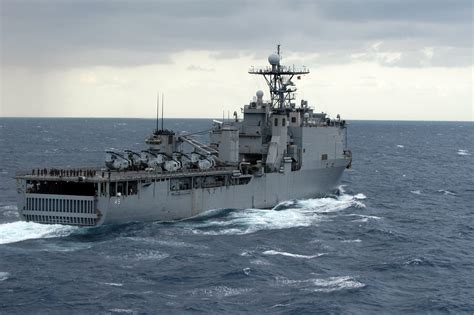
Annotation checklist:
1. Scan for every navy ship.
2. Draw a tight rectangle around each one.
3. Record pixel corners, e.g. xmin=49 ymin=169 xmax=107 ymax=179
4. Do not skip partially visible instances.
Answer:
xmin=15 ymin=46 xmax=352 ymax=226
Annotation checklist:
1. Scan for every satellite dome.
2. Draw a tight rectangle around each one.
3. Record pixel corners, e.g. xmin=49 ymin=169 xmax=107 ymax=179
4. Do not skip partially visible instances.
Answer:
xmin=268 ymin=53 xmax=280 ymax=65
xmin=256 ymin=90 xmax=264 ymax=98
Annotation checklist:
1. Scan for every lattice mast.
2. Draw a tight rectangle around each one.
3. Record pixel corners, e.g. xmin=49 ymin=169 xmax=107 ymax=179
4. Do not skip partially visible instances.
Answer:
xmin=248 ymin=45 xmax=309 ymax=110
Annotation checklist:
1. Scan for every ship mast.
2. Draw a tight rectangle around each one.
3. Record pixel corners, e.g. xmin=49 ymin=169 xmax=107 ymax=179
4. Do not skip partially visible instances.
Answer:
xmin=248 ymin=45 xmax=309 ymax=111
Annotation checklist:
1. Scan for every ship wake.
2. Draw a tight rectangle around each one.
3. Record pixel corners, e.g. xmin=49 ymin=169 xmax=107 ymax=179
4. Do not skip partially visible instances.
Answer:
xmin=185 ymin=190 xmax=366 ymax=235
xmin=0 ymin=221 xmax=79 ymax=245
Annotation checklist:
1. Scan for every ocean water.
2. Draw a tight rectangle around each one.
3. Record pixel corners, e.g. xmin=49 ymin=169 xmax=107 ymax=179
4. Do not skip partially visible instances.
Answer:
xmin=0 ymin=118 xmax=473 ymax=314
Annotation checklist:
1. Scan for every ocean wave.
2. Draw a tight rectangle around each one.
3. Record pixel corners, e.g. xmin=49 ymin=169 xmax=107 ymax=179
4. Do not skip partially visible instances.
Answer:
xmin=0 ymin=205 xmax=19 ymax=219
xmin=0 ymin=272 xmax=9 ymax=281
xmin=437 ymin=190 xmax=456 ymax=196
xmin=108 ymin=309 xmax=136 ymax=314
xmin=106 ymin=249 xmax=169 ymax=261
xmin=341 ymin=239 xmax=362 ymax=243
xmin=457 ymin=149 xmax=470 ymax=156
xmin=275 ymin=275 xmax=365 ymax=293
xmin=404 ymin=257 xmax=434 ymax=266
xmin=127 ymin=237 xmax=208 ymax=249
xmin=191 ymin=286 xmax=252 ymax=298
xmin=0 ymin=204 xmax=17 ymax=211
xmin=263 ymin=250 xmax=325 ymax=259
xmin=131 ymin=250 xmax=169 ymax=261
xmin=347 ymin=214 xmax=381 ymax=220
xmin=0 ymin=221 xmax=78 ymax=245
xmin=103 ymin=282 xmax=124 ymax=287
xmin=249 ymin=259 xmax=272 ymax=266
xmin=348 ymin=214 xmax=381 ymax=223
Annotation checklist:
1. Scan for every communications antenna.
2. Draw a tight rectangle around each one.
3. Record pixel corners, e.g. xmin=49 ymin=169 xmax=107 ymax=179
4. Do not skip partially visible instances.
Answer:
xmin=248 ymin=45 xmax=309 ymax=110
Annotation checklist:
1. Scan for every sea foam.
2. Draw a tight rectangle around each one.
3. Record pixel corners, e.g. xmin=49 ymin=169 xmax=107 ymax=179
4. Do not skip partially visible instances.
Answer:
xmin=0 ymin=221 xmax=78 ymax=245
xmin=275 ymin=275 xmax=365 ymax=293
xmin=190 ymin=192 xmax=366 ymax=235
xmin=263 ymin=250 xmax=325 ymax=259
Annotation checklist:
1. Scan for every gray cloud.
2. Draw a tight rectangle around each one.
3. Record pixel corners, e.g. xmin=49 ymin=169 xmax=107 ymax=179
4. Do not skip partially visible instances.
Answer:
xmin=1 ymin=0 xmax=472 ymax=68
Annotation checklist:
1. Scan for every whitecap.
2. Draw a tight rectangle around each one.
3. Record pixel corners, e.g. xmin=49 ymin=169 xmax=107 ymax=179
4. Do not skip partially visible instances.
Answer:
xmin=457 ymin=149 xmax=470 ymax=156
xmin=396 ymin=145 xmax=404 ymax=148
xmin=310 ymin=276 xmax=366 ymax=292
xmin=263 ymin=250 xmax=325 ymax=259
xmin=191 ymin=286 xmax=252 ymax=298
xmin=103 ymin=282 xmax=123 ymax=287
xmin=347 ymin=214 xmax=381 ymax=221
xmin=276 ymin=275 xmax=365 ymax=293
xmin=271 ymin=303 xmax=291 ymax=309
xmin=405 ymin=258 xmax=424 ymax=265
xmin=133 ymin=250 xmax=169 ymax=261
xmin=341 ymin=239 xmax=362 ymax=243
xmin=437 ymin=190 xmax=456 ymax=196
xmin=0 ymin=221 xmax=78 ymax=245
xmin=243 ymin=267 xmax=251 ymax=276
xmin=0 ymin=272 xmax=9 ymax=281
xmin=250 ymin=259 xmax=271 ymax=266
xmin=410 ymin=190 xmax=422 ymax=195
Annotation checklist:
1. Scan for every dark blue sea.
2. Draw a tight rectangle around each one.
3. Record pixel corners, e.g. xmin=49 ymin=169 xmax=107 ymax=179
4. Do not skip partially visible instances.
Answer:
xmin=0 ymin=118 xmax=473 ymax=314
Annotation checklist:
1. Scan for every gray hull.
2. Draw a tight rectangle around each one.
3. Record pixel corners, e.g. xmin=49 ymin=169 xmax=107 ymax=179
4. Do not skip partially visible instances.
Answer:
xmin=100 ymin=162 xmax=347 ymax=224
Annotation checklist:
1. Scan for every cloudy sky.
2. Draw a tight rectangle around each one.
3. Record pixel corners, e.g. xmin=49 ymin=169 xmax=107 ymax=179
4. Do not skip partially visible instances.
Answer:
xmin=1 ymin=0 xmax=472 ymax=120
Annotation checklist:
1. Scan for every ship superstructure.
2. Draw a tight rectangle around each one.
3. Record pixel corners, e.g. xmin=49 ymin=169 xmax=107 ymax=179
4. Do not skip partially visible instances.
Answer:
xmin=15 ymin=47 xmax=352 ymax=226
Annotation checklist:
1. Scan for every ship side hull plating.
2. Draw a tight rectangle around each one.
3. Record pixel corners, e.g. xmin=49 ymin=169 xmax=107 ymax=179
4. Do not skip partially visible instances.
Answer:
xmin=99 ymin=158 xmax=348 ymax=224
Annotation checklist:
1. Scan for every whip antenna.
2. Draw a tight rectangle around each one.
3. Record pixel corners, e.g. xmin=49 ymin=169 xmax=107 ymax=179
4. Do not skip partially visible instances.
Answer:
xmin=156 ymin=91 xmax=159 ymax=133
xmin=161 ymin=93 xmax=164 ymax=131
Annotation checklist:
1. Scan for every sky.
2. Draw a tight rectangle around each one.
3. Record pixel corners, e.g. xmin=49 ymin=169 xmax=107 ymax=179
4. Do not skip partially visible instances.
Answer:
xmin=0 ymin=0 xmax=473 ymax=121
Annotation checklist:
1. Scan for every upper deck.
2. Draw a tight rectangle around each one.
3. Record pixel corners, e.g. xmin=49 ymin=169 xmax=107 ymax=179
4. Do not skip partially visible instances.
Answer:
xmin=15 ymin=166 xmax=238 ymax=184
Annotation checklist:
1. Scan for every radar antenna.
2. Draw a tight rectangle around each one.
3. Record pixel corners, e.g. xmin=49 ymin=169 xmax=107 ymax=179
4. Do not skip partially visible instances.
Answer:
xmin=248 ymin=45 xmax=309 ymax=110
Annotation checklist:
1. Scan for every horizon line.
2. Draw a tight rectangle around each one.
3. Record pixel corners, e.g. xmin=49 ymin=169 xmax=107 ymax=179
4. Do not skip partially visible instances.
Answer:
xmin=0 ymin=116 xmax=473 ymax=123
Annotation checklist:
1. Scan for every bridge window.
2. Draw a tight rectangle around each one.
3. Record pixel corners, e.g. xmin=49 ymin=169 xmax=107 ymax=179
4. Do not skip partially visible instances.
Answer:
xmin=274 ymin=118 xmax=278 ymax=126
xmin=282 ymin=118 xmax=286 ymax=126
